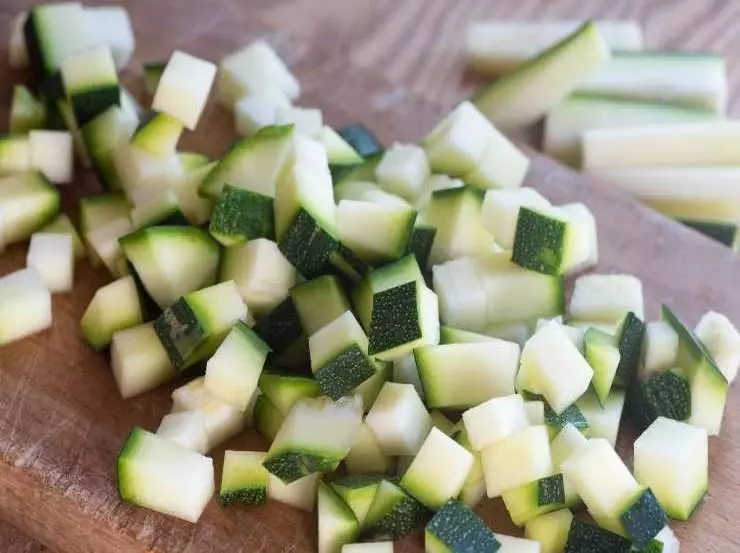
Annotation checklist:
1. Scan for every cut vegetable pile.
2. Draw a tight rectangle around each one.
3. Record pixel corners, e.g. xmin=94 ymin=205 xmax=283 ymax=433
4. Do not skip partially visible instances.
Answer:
xmin=1 ymin=5 xmax=737 ymax=553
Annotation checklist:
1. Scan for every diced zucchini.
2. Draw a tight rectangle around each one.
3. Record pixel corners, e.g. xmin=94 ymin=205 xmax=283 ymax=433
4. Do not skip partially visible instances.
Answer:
xmin=131 ymin=110 xmax=183 ymax=158
xmin=440 ymin=326 xmax=494 ymax=344
xmin=142 ymin=61 xmax=165 ymax=95
xmin=361 ymin=255 xmax=439 ymax=360
xmin=466 ymin=20 xmax=641 ymax=75
xmin=55 ymin=96 xmax=90 ymax=166
xmin=464 ymin=126 xmax=530 ymax=190
xmin=544 ymin=93 xmax=718 ymax=167
xmin=662 ymin=306 xmax=729 ymax=435
xmin=577 ymin=390 xmax=626 ymax=447
xmin=81 ymin=276 xmax=142 ymax=350
xmin=472 ymin=21 xmax=610 ymax=128
xmin=614 ymin=312 xmax=646 ymax=389
xmin=254 ymin=296 xmax=307 ymax=365
xmin=392 ymin=354 xmax=424 ymax=399
xmin=425 ymin=499 xmax=500 ymax=552
xmin=365 ymin=382 xmax=431 ymax=456
xmin=253 ymin=394 xmax=285 ymax=443
xmin=641 ymin=321 xmax=679 ymax=377
xmin=559 ymin=203 xmax=598 ymax=273
xmin=517 ymin=321 xmax=593 ymax=414
xmin=209 ymin=184 xmax=274 ymax=246
xmin=269 ymin=472 xmax=319 ymax=512
xmin=171 ymin=376 xmax=246 ymax=450
xmin=264 ymin=397 xmax=362 ymax=483
xmin=317 ymin=126 xmax=363 ymax=174
xmin=40 ymin=214 xmax=85 ymax=260
xmin=258 ymin=372 xmax=321 ymax=417
xmin=502 ymin=473 xmax=567 ymax=526
xmin=627 ymin=368 xmax=691 ymax=432
xmin=453 ymin=429 xmax=487 ymax=509
xmin=683 ymin=219 xmax=740 ymax=250
xmin=0 ymin=134 xmax=31 ymax=175
xmin=564 ymin=519 xmax=631 ymax=553
xmin=336 ymin=199 xmax=417 ymax=265
xmin=462 ymin=394 xmax=529 ymax=451
xmin=525 ymin=401 xmax=545 ymax=426
xmin=415 ymin=340 xmax=520 ymax=409
xmin=275 ymin=105 xmax=323 ymax=137
xmin=129 ymin=189 xmax=187 ymax=230
xmin=584 ymin=328 xmax=621 ymax=405
xmin=423 ymin=185 xmax=493 ymax=264
xmin=570 ymin=274 xmax=644 ymax=324
xmin=375 ymin=143 xmax=430 ymax=202
xmin=404 ymin=223 xmax=437 ymax=270
xmin=695 ymin=310 xmax=740 ymax=383
xmin=26 ymin=232 xmax=73 ymax=292
xmin=344 ymin=421 xmax=393 ymax=475
xmin=432 ymin=257 xmax=488 ymax=332
xmin=152 ymin=51 xmax=216 ymax=130
xmin=120 ymin=225 xmax=220 ymax=309
xmin=85 ymin=6 xmax=135 ymax=69
xmin=60 ymin=45 xmax=120 ymax=127
xmin=511 ymin=205 xmax=583 ymax=275
xmin=117 ymin=427 xmax=214 ymax=522
xmin=338 ymin=123 xmax=383 ymax=158
xmin=217 ymin=40 xmax=299 ymax=106
xmin=550 ymin=424 xmax=588 ymax=507
xmin=561 ymin=438 xmax=640 ymax=518
xmin=634 ymin=416 xmax=707 ymax=520
xmin=82 ymin=105 xmax=139 ymax=191
xmin=234 ymin=89 xmax=292 ymax=137
xmin=330 ymin=475 xmax=382 ymax=529
xmin=156 ymin=411 xmax=209 ymax=454
xmin=154 ymin=279 xmax=247 ymax=370
xmin=524 ymin=509 xmax=573 ymax=553
xmin=10 ymin=85 xmax=46 ymax=133
xmin=529 ymin=395 xmax=589 ymax=439
xmin=401 ymin=427 xmax=474 ymax=509
xmin=79 ymin=192 xmax=130 ymax=264
xmin=220 ymin=450 xmax=268 ymax=506
xmin=204 ymin=322 xmax=269 ymax=411
xmin=291 ymin=275 xmax=351 ymax=336
xmin=617 ymin=488 xmax=668 ymax=548
xmin=481 ymin=425 xmax=553 ymax=498
xmin=111 ymin=322 xmax=173 ymax=399
xmin=576 ymin=51 xmax=728 ymax=114
xmin=0 ymin=268 xmax=52 ymax=346
xmin=0 ymin=172 xmax=59 ymax=245
xmin=363 ymin=479 xmax=429 ymax=540
xmin=29 ymin=130 xmax=73 ymax=184
xmin=172 ymin=159 xmax=215 ymax=225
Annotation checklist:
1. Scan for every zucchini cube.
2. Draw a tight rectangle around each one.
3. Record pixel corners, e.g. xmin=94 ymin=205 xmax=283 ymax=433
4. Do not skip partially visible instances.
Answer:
xmin=253 ymin=395 xmax=285 ymax=443
xmin=338 ymin=123 xmax=383 ymax=158
xmin=481 ymin=425 xmax=553 ymax=498
xmin=560 ymin=202 xmax=599 ymax=272
xmin=524 ymin=400 xmax=545 ymax=426
xmin=234 ymin=89 xmax=291 ymax=136
xmin=0 ymin=134 xmax=31 ymax=175
xmin=258 ymin=372 xmax=321 ymax=417
xmin=583 ymin=328 xmax=621 ymax=405
xmin=111 ymin=322 xmax=174 ymax=400
xmin=268 ymin=472 xmax=319 ymax=512
xmin=618 ymin=488 xmax=668 ymax=548
xmin=205 ymin=322 xmax=270 ymax=411
xmin=254 ymin=296 xmax=306 ymax=360
xmin=209 ymin=184 xmax=275 ymax=246
xmin=291 ymin=275 xmax=351 ymax=336
xmin=564 ymin=519 xmax=631 ymax=553
xmin=80 ymin=275 xmax=143 ymax=350
xmin=330 ymin=474 xmax=382 ymax=529
xmin=518 ymin=320 xmax=593 ymax=414
xmin=578 ymin=390 xmax=626 ymax=447
xmin=464 ymin=126 xmax=531 ymax=189
xmin=263 ymin=397 xmax=362 ymax=483
xmin=152 ymin=51 xmax=216 ymax=130
xmin=481 ymin=188 xmax=551 ymax=250
xmin=561 ymin=438 xmax=641 ymax=518
xmin=432 ymin=256 xmax=488 ymax=331
xmin=462 ymin=394 xmax=530 ymax=451
xmin=309 ymin=311 xmax=377 ymax=401
xmin=627 ymin=369 xmax=690 ymax=432
xmin=634 ymin=417 xmax=708 ymax=520
xmin=154 ymin=281 xmax=248 ymax=370
xmin=344 ymin=422 xmax=392 ymax=475
xmin=415 ymin=340 xmax=521 ymax=409
xmin=493 ymin=534 xmax=541 ymax=551
xmin=550 ymin=424 xmax=588 ymax=507
xmin=0 ymin=268 xmax=52 ymax=346
xmin=219 ymin=238 xmax=296 ymax=316
xmin=156 ymin=411 xmax=208 ymax=454
xmin=130 ymin=110 xmax=183 ymax=158
xmin=40 ymin=214 xmax=85 ymax=260
xmin=318 ymin=481 xmax=359 ymax=553
xmin=570 ymin=274 xmax=645 ymax=323
xmin=365 ymin=382 xmax=432 ymax=456
xmin=524 ymin=509 xmax=573 ymax=553
xmin=642 ymin=320 xmax=678 ymax=377
xmin=405 ymin=223 xmax=437 ymax=270
xmin=454 ymin=430 xmax=487 ymax=510
xmin=614 ymin=311 xmax=646 ymax=389
xmin=220 ymin=450 xmax=269 ymax=506
xmin=60 ymin=45 xmax=120 ymax=126
xmin=10 ymin=85 xmax=46 ymax=133
xmin=422 ymin=100 xmax=495 ymax=177
xmin=501 ymin=473 xmax=567 ymax=526
xmin=337 ymin=199 xmax=417 ymax=265
xmin=375 ymin=143 xmax=430 ymax=201
xmin=695 ymin=310 xmax=740 ymax=383
xmin=26 ymin=232 xmax=73 ymax=292
xmin=85 ymin=6 xmax=135 ymax=69
xmin=275 ymin=105 xmax=323 ymax=137
xmin=425 ymin=500 xmax=500 ymax=552
xmin=85 ymin=217 xmax=132 ymax=278
xmin=364 ymin=479 xmax=429 ymax=539
xmin=511 ymin=206 xmax=575 ymax=275
xmin=29 ymin=130 xmax=73 ymax=183
xmin=401 ymin=427 xmax=474 ymax=509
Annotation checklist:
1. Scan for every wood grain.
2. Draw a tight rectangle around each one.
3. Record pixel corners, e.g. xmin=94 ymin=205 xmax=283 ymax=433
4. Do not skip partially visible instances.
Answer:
xmin=1 ymin=0 xmax=740 ymax=552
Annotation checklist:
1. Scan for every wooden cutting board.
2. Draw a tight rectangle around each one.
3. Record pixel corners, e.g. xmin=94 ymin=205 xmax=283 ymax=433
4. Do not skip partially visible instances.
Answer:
xmin=2 ymin=0 xmax=740 ymax=551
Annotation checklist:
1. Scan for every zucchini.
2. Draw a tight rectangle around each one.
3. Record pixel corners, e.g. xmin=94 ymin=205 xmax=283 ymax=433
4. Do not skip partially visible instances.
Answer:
xmin=129 ymin=189 xmax=188 ymax=230
xmin=40 ymin=214 xmax=85 ymax=260
xmin=10 ymin=85 xmax=46 ymax=133
xmin=110 ymin=322 xmax=173 ymax=399
xmin=0 ymin=134 xmax=31 ymax=175
xmin=481 ymin=425 xmax=552 ymax=499
xmin=364 ymin=382 xmax=432 ymax=456
xmin=517 ymin=320 xmax=593 ymax=414
xmin=153 ymin=281 xmax=247 ymax=371
xmin=309 ymin=310 xmax=377 ymax=400
xmin=524 ymin=509 xmax=574 ymax=553
xmin=544 ymin=93 xmax=718 ymax=167
xmin=258 ymin=372 xmax=321 ymax=417
xmin=263 ymin=397 xmax=362 ymax=483
xmin=81 ymin=275 xmax=143 ymax=350
xmin=559 ymin=203 xmax=599 ymax=273
xmin=156 ymin=411 xmax=209 ymax=454
xmin=330 ymin=475 xmax=382 ymax=529
xmin=121 ymin=225 xmax=220 ymax=309
xmin=117 ymin=427 xmax=214 ymax=522
xmin=626 ymin=368 xmax=691 ymax=432
xmin=577 ymin=51 xmax=728 ymax=114
xmin=363 ymin=478 xmax=429 ymax=540
xmin=275 ymin=105 xmax=323 ymax=137
xmin=570 ymin=274 xmax=644 ymax=324
xmin=79 ymin=192 xmax=130 ymax=263
xmin=465 ymin=126 xmax=530 ymax=190
xmin=577 ymin=390 xmax=626 ymax=447
xmin=82 ymin=105 xmax=139 ymax=192
xmin=253 ymin=394 xmax=285 ymax=443
xmin=234 ymin=90 xmax=291 ymax=137
xmin=633 ymin=416 xmax=708 ymax=520
xmin=344 ymin=422 xmax=393 ymax=475
xmin=453 ymin=429 xmax=487 ymax=509
xmin=641 ymin=321 xmax=679 ymax=377
xmin=550 ymin=424 xmax=588 ymax=507
xmin=618 ymin=488 xmax=668 ymax=548
xmin=392 ymin=354 xmax=424 ymax=399
xmin=253 ymin=297 xmax=306 ymax=363
xmin=564 ymin=519 xmax=631 ymax=553
xmin=404 ymin=223 xmax=437 ymax=270
xmin=143 ymin=61 xmax=165 ymax=94
xmin=662 ymin=306 xmax=729 ymax=435
xmin=220 ymin=450 xmax=268 ymax=506
xmin=131 ymin=110 xmax=183 ymax=158
xmin=291 ymin=275 xmax=351 ymax=335
xmin=472 ymin=21 xmax=610 ymax=128
xmin=425 ymin=499 xmax=500 ymax=552
xmin=317 ymin=126 xmax=363 ymax=174
xmin=683 ymin=219 xmax=740 ymax=250
xmin=209 ymin=184 xmax=274 ymax=246
xmin=614 ymin=311 xmax=647 ymax=389
xmin=695 ymin=310 xmax=740 ymax=383
xmin=584 ymin=328 xmax=621 ymax=405
xmin=525 ymin=400 xmax=545 ymax=426
xmin=29 ymin=130 xmax=74 ymax=184
xmin=85 ymin=217 xmax=131 ymax=277
xmin=415 ymin=340 xmax=520 ymax=409
xmin=338 ymin=123 xmax=383 ymax=158
xmin=269 ymin=472 xmax=319 ymax=512
xmin=60 ymin=45 xmax=120 ymax=126
xmin=0 ymin=268 xmax=52 ymax=346
xmin=152 ymin=51 xmax=216 ymax=130
xmin=400 ymin=427 xmax=474 ymax=510
xmin=374 ymin=143 xmax=430 ymax=202
xmin=26 ymin=233 xmax=73 ymax=292
xmin=204 ymin=322 xmax=269 ymax=411
xmin=461 ymin=394 xmax=529 ymax=451
xmin=439 ymin=326 xmax=494 ymax=345
xmin=85 ymin=6 xmax=135 ymax=69
xmin=0 ymin=172 xmax=59 ymax=245
xmin=501 ymin=473 xmax=567 ymax=526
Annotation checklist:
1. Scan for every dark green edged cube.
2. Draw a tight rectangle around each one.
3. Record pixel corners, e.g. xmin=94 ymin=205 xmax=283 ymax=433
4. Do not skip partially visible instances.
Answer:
xmin=620 ymin=489 xmax=668 ymax=549
xmin=278 ymin=208 xmax=339 ymax=279
xmin=368 ymin=281 xmax=422 ymax=355
xmin=315 ymin=345 xmax=377 ymax=401
xmin=512 ymin=207 xmax=570 ymax=275
xmin=565 ymin=519 xmax=631 ymax=553
xmin=425 ymin=499 xmax=501 ymax=552
xmin=209 ymin=184 xmax=275 ymax=246
xmin=614 ymin=312 xmax=646 ymax=389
